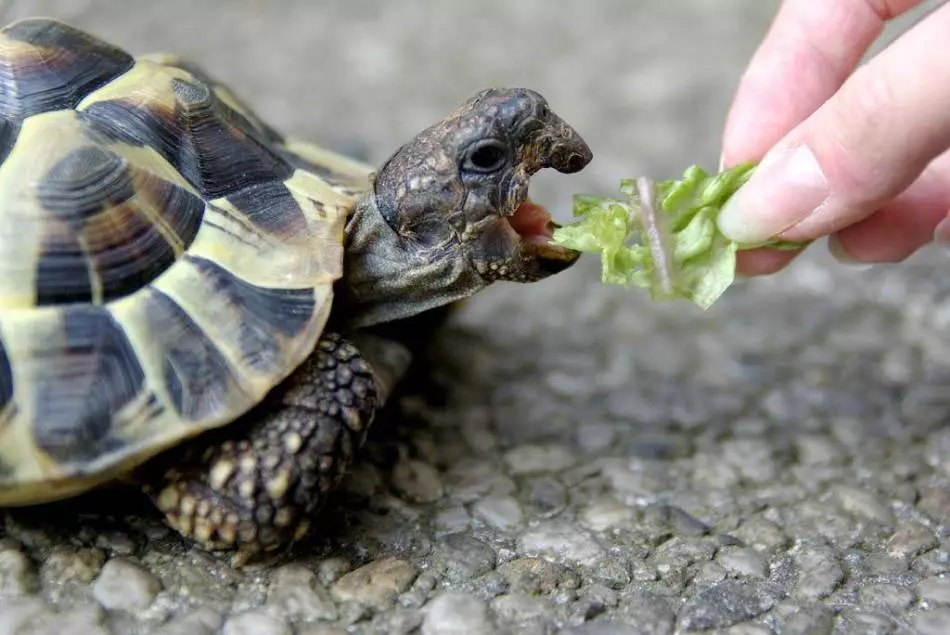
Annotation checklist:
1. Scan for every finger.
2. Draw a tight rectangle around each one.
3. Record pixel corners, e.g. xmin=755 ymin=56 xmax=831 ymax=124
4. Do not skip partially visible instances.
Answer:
xmin=721 ymin=0 xmax=924 ymax=166
xmin=735 ymin=246 xmax=802 ymax=278
xmin=829 ymin=149 xmax=950 ymax=263
xmin=717 ymin=1 xmax=950 ymax=245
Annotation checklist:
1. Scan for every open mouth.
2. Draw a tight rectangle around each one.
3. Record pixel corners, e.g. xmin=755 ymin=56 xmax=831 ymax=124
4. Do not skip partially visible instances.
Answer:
xmin=503 ymin=193 xmax=580 ymax=267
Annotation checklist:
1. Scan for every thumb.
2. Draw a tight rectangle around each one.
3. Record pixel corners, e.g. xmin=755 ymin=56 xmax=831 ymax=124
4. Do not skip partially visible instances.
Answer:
xmin=717 ymin=1 xmax=950 ymax=244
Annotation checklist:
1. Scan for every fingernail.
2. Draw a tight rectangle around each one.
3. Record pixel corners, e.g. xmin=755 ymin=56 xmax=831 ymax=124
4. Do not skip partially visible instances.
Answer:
xmin=717 ymin=143 xmax=829 ymax=244
xmin=717 ymin=152 xmax=727 ymax=173
xmin=827 ymin=235 xmax=872 ymax=270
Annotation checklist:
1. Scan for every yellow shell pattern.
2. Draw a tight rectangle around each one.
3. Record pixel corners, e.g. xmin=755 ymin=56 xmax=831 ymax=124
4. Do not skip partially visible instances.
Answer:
xmin=0 ymin=18 xmax=374 ymax=505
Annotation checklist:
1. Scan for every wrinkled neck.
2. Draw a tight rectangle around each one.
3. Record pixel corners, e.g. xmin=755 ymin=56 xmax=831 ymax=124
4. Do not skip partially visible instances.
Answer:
xmin=332 ymin=195 xmax=484 ymax=330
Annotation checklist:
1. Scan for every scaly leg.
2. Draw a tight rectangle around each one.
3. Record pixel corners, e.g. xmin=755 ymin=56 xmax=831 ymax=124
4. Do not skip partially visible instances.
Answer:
xmin=143 ymin=332 xmax=379 ymax=565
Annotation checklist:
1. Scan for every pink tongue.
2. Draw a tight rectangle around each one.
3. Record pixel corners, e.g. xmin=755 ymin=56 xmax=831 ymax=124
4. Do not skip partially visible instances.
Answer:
xmin=510 ymin=200 xmax=554 ymax=238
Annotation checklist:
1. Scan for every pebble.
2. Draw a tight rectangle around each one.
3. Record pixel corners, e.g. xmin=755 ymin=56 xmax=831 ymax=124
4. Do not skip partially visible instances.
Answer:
xmin=422 ymin=593 xmax=492 ymax=635
xmin=529 ymin=477 xmax=567 ymax=518
xmin=918 ymin=486 xmax=950 ymax=520
xmin=913 ymin=608 xmax=950 ymax=635
xmin=497 ymin=558 xmax=576 ymax=595
xmin=573 ymin=421 xmax=616 ymax=455
xmin=857 ymin=583 xmax=915 ymax=612
xmin=472 ymin=495 xmax=524 ymax=532
xmin=732 ymin=517 xmax=789 ymax=553
xmin=518 ymin=521 xmax=605 ymax=566
xmin=266 ymin=564 xmax=337 ymax=623
xmin=580 ymin=499 xmax=636 ymax=532
xmin=504 ymin=444 xmax=575 ymax=475
xmin=21 ymin=603 xmax=108 ymax=635
xmin=434 ymin=534 xmax=496 ymax=581
xmin=679 ymin=580 xmax=776 ymax=630
xmin=41 ymin=547 xmax=105 ymax=586
xmin=444 ymin=459 xmax=516 ymax=503
xmin=433 ymin=505 xmax=471 ymax=536
xmin=616 ymin=590 xmax=676 ymax=633
xmin=0 ymin=549 xmax=36 ymax=596
xmin=149 ymin=608 xmax=223 ymax=635
xmin=490 ymin=592 xmax=546 ymax=622
xmin=391 ymin=459 xmax=444 ymax=503
xmin=0 ymin=597 xmax=49 ymax=635
xmin=222 ymin=611 xmax=291 ymax=635
xmin=330 ymin=557 xmax=418 ymax=610
xmin=775 ymin=603 xmax=835 ymax=635
xmin=887 ymin=521 xmax=938 ymax=557
xmin=792 ymin=547 xmax=844 ymax=600
xmin=316 ymin=558 xmax=351 ymax=587
xmin=717 ymin=547 xmax=768 ymax=579
xmin=918 ymin=576 xmax=950 ymax=605
xmin=833 ymin=486 xmax=895 ymax=524
xmin=91 ymin=558 xmax=162 ymax=613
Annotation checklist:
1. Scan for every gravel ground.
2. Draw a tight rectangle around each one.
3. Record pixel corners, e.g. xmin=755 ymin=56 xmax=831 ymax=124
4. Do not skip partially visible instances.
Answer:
xmin=2 ymin=1 xmax=950 ymax=634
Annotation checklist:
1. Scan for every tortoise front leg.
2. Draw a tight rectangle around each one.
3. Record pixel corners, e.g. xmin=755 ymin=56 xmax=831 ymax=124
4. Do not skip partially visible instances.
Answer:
xmin=143 ymin=332 xmax=379 ymax=566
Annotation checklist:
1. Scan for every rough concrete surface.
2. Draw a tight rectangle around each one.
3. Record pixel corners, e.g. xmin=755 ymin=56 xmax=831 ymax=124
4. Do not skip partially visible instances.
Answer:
xmin=2 ymin=1 xmax=950 ymax=633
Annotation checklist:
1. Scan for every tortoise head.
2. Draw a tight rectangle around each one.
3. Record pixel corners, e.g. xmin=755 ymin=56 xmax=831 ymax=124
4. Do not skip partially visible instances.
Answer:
xmin=341 ymin=87 xmax=592 ymax=328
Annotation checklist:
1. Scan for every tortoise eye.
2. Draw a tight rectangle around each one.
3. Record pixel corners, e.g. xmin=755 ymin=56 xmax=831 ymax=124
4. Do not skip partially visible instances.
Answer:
xmin=463 ymin=139 xmax=509 ymax=173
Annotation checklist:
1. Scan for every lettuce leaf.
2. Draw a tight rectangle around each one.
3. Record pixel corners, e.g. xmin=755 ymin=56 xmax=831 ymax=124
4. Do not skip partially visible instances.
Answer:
xmin=551 ymin=163 xmax=806 ymax=309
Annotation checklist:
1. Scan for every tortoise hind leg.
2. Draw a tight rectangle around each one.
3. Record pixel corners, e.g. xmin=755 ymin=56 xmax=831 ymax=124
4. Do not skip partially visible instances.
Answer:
xmin=143 ymin=332 xmax=379 ymax=566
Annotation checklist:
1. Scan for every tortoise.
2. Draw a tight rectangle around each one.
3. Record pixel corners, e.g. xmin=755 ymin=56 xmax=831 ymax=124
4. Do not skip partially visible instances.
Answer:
xmin=0 ymin=17 xmax=592 ymax=563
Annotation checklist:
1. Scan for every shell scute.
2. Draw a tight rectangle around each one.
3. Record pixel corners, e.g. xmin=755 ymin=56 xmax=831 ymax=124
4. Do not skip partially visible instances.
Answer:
xmin=0 ymin=18 xmax=133 ymax=120
xmin=31 ymin=305 xmax=148 ymax=463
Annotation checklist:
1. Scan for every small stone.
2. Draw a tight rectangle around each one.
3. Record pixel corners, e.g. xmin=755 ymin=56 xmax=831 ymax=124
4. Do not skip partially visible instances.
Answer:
xmin=91 ymin=557 xmax=162 ymax=613
xmin=316 ymin=558 xmax=351 ymax=586
xmin=0 ymin=597 xmax=50 ymax=635
xmin=887 ymin=522 xmax=938 ymax=557
xmin=733 ymin=517 xmax=789 ymax=553
xmin=433 ymin=505 xmax=471 ymax=536
xmin=857 ymin=583 xmax=915 ymax=611
xmin=94 ymin=531 xmax=137 ymax=556
xmin=792 ymin=547 xmax=844 ymax=600
xmin=297 ymin=626 xmax=348 ymax=635
xmin=580 ymin=499 xmax=635 ymax=532
xmin=497 ymin=558 xmax=575 ymax=595
xmin=222 ymin=611 xmax=291 ymax=635
xmin=679 ymin=580 xmax=776 ymax=630
xmin=391 ymin=459 xmax=444 ymax=504
xmin=559 ymin=621 xmax=643 ymax=635
xmin=422 ymin=592 xmax=492 ymax=635
xmin=490 ymin=592 xmax=545 ymax=622
xmin=574 ymin=421 xmax=615 ymax=454
xmin=833 ymin=486 xmax=895 ymax=524
xmin=41 ymin=547 xmax=105 ymax=586
xmin=472 ymin=495 xmax=523 ymax=532
xmin=919 ymin=486 xmax=950 ymax=520
xmin=616 ymin=589 xmax=676 ymax=633
xmin=519 ymin=521 xmax=604 ymax=566
xmin=726 ymin=626 xmax=773 ymax=635
xmin=695 ymin=562 xmax=728 ymax=585
xmin=0 ymin=549 xmax=36 ymax=596
xmin=717 ymin=547 xmax=768 ymax=579
xmin=919 ymin=576 xmax=950 ymax=605
xmin=504 ymin=444 xmax=575 ymax=475
xmin=434 ymin=534 xmax=496 ymax=581
xmin=331 ymin=556 xmax=418 ymax=610
xmin=150 ymin=608 xmax=223 ymax=635
xmin=914 ymin=609 xmax=950 ymax=635
xmin=266 ymin=564 xmax=337 ymax=623
xmin=529 ymin=477 xmax=567 ymax=518
xmin=776 ymin=603 xmax=835 ymax=635
xmin=20 ymin=603 xmax=108 ymax=635
xmin=444 ymin=459 xmax=516 ymax=503
xmin=590 ymin=559 xmax=631 ymax=590
xmin=794 ymin=434 xmax=843 ymax=466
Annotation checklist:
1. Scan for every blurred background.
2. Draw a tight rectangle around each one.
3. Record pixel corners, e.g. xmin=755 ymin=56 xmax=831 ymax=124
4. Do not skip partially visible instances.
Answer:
xmin=4 ymin=2 xmax=950 ymax=634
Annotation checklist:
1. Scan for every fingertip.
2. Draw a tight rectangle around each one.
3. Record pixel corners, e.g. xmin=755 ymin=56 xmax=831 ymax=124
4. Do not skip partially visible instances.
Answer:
xmin=735 ymin=246 xmax=802 ymax=277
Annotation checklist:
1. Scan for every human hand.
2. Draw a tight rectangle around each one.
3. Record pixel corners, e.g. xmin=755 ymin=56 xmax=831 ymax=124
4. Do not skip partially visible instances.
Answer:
xmin=717 ymin=0 xmax=950 ymax=276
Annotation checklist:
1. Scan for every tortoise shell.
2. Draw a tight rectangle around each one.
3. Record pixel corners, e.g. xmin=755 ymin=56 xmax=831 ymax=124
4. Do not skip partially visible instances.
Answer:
xmin=0 ymin=18 xmax=372 ymax=504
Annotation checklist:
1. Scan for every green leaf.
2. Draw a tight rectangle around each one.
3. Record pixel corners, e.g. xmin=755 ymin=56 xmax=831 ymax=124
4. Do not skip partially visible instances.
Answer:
xmin=551 ymin=162 xmax=807 ymax=309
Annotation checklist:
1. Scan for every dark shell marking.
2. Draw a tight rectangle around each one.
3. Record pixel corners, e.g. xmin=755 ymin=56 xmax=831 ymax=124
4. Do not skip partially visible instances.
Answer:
xmin=32 ymin=306 xmax=147 ymax=463
xmin=0 ymin=18 xmax=357 ymax=505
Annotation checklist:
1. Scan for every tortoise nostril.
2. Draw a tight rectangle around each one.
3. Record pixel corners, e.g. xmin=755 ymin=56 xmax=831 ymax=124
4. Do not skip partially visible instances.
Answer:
xmin=566 ymin=154 xmax=587 ymax=173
